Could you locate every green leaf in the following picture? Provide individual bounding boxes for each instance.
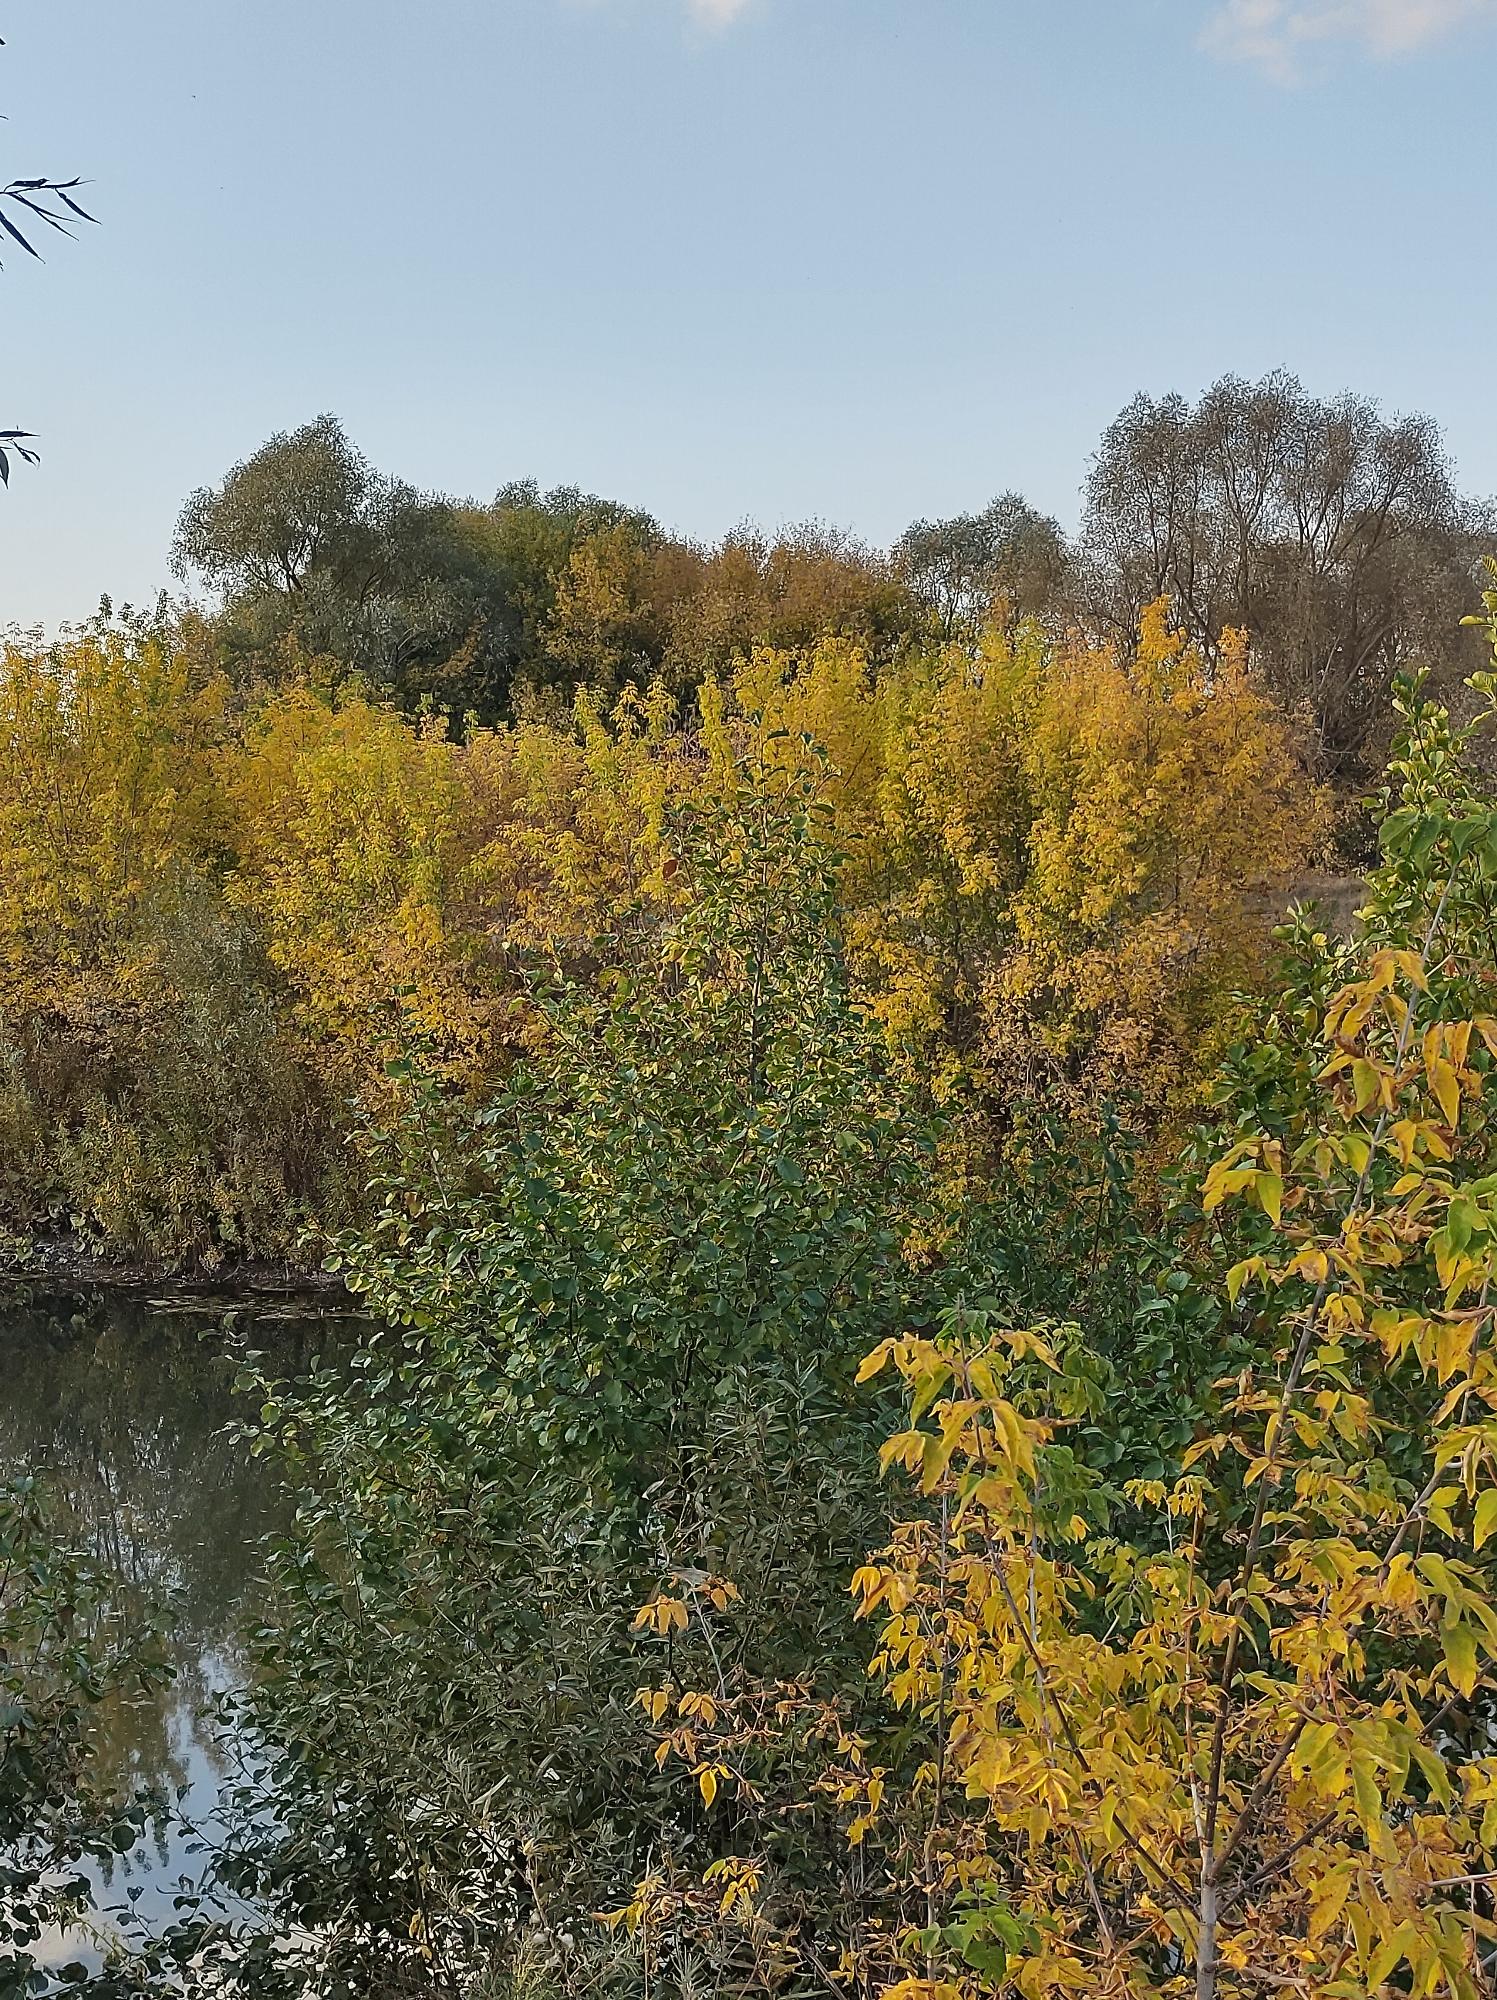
[963,1939,1010,1978]
[1351,1747,1383,1835]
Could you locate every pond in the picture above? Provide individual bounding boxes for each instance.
[0,1286,357,1971]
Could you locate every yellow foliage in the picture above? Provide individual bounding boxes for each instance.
[227,689,486,1082]
[0,628,230,1013]
[736,604,1324,1121]
[1,605,1316,1127]
[0,604,1322,1256]
[459,678,702,963]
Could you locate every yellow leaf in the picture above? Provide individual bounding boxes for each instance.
[1427,1486,1461,1535]
[1385,1553,1419,1611]
[909,1364,950,1422]
[1391,948,1429,992]
[1435,1316,1473,1383]
[1350,1748,1383,1836]
[1443,1618,1479,1698]
[1351,1059,1382,1113]
[1367,1924,1414,1988]
[1390,1119,1420,1167]
[1287,1246,1328,1286]
[1203,1150,1258,1213]
[1226,1256,1259,1303]
[1476,1489,1497,1551]
[857,1342,894,1384]
[1341,1131,1372,1174]
[1307,1865,1353,1942]
[920,1432,952,1493]
[1430,1057,1461,1130]
[851,1565,885,1610]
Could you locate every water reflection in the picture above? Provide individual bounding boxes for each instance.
[0,1287,353,1960]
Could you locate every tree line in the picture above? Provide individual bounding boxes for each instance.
[169,371,1492,788]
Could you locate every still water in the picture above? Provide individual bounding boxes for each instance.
[0,1287,352,1964]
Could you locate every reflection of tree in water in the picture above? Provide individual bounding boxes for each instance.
[0,1290,345,1803]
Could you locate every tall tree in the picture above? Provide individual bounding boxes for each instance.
[1079,371,1489,781]
[173,417,532,711]
[171,414,382,599]
[894,492,1069,638]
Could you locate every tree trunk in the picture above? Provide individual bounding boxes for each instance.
[1196,1869,1218,2000]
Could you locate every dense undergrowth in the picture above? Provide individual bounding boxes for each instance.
[0,597,1319,1270]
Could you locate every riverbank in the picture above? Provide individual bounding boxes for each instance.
[0,1232,349,1303]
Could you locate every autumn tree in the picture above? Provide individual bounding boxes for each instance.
[204,781,990,1995]
[894,494,1070,639]
[174,436,681,716]
[672,522,918,681]
[1079,372,1489,783]
[171,416,385,601]
[0,622,335,1264]
[844,689,1497,1998]
[226,684,490,1087]
[735,604,1323,1126]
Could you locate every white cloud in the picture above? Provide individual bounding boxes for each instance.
[685,0,756,21]
[1205,0,1496,74]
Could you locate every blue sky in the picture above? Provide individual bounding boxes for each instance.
[3,0,1495,627]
